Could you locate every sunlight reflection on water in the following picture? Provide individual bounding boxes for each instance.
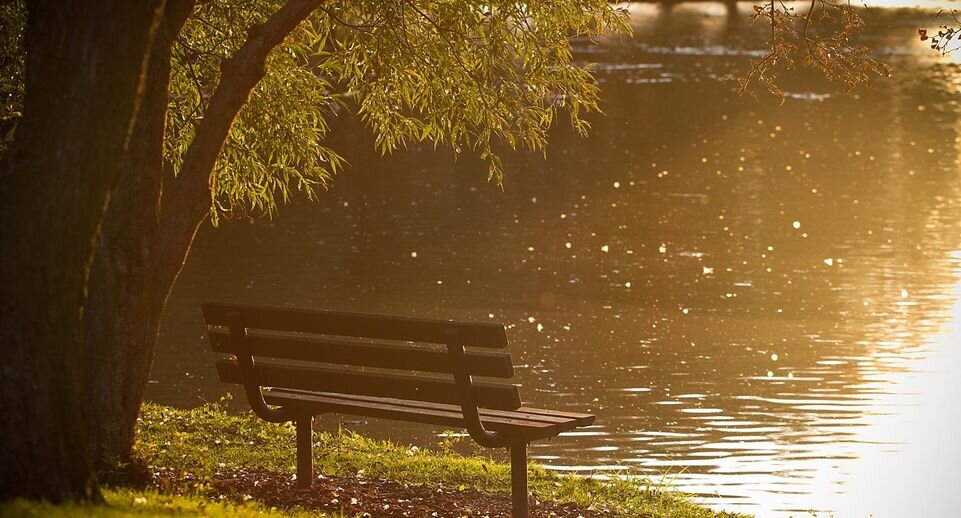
[828,271,961,517]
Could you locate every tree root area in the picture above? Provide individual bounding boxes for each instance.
[177,468,614,517]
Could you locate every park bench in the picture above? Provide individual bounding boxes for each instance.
[202,302,595,518]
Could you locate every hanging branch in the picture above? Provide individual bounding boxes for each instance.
[920,10,961,55]
[740,0,890,97]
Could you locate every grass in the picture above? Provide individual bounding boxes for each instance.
[0,489,322,517]
[1,399,750,517]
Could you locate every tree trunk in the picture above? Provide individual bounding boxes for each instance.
[0,0,164,502]
[83,0,194,475]
[81,0,323,473]
[2,0,326,497]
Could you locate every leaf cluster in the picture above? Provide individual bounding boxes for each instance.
[316,1,630,182]
[919,10,961,55]
[169,0,346,223]
[740,0,890,97]
[167,0,630,222]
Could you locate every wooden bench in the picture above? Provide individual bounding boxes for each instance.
[202,302,595,518]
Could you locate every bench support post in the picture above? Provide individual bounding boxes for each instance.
[510,441,529,518]
[296,417,313,489]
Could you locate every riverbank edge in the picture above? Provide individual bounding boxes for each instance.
[1,401,748,517]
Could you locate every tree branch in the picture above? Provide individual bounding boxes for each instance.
[155,0,324,295]
[160,0,324,229]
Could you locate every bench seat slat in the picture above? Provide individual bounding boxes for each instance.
[216,359,521,410]
[209,330,514,378]
[262,389,591,441]
[203,302,508,349]
[273,389,595,428]
[513,407,597,421]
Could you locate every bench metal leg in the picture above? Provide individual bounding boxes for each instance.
[510,441,529,518]
[296,417,313,489]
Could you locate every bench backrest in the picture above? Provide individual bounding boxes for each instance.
[202,302,521,410]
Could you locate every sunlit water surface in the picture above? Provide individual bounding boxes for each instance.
[151,6,961,516]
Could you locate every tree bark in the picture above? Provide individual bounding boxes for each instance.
[83,0,194,474]
[0,0,164,502]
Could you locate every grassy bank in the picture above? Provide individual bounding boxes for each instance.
[0,488,317,517]
[2,401,748,517]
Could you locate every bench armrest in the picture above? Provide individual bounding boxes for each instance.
[228,313,296,423]
[445,342,509,448]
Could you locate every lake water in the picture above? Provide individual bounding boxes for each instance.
[150,5,961,516]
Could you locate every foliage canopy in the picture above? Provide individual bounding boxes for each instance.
[0,1,631,222]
